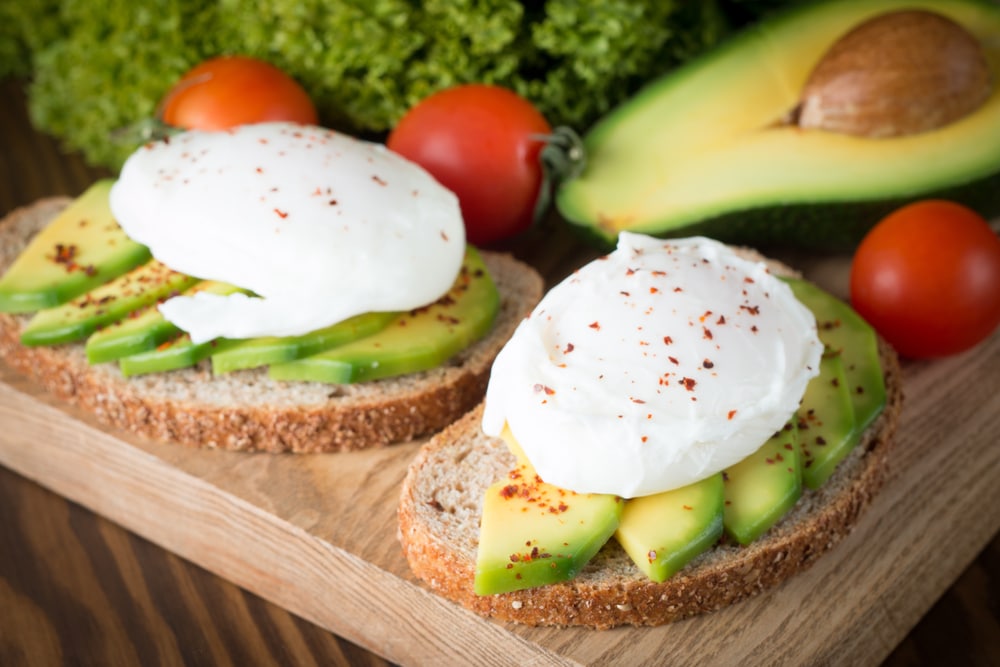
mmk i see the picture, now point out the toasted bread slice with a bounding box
[0,197,543,452]
[398,273,903,629]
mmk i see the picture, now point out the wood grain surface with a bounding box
[1,77,998,666]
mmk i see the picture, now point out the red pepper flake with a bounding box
[668,356,679,365]
[440,230,449,242]
[663,336,673,345]
[681,377,697,391]
[372,175,388,186]
[274,208,289,219]
[649,286,659,294]
[815,436,827,446]
[54,243,77,264]
[716,315,726,325]
[589,321,601,330]
[673,287,683,293]
[740,304,761,315]
[329,199,338,206]
[683,505,693,511]
[744,277,755,284]
[727,409,737,420]
[641,436,648,443]
[255,166,264,174]
[631,397,646,404]
[533,384,555,395]
[703,326,713,340]
[563,343,575,354]
[620,290,630,297]
[703,358,714,369]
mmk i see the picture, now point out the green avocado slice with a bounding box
[797,353,859,490]
[210,311,398,374]
[475,429,624,596]
[556,0,1000,249]
[786,278,886,434]
[723,421,802,545]
[20,260,198,347]
[85,280,243,364]
[0,180,150,312]
[268,247,499,384]
[615,473,725,582]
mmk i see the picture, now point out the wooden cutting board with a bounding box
[0,251,997,667]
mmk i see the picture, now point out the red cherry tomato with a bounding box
[160,55,318,130]
[850,200,1000,358]
[387,84,551,246]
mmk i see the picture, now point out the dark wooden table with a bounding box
[1,77,997,666]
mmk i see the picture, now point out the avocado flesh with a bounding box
[556,0,1000,248]
[615,473,725,582]
[796,353,859,489]
[118,334,237,377]
[268,247,499,384]
[0,180,150,312]
[786,278,886,433]
[211,310,398,374]
[475,427,623,596]
[85,280,242,364]
[722,422,802,545]
[20,260,198,346]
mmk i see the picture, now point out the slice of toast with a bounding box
[398,281,903,630]
[0,197,543,452]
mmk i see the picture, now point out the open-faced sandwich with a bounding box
[399,232,902,628]
[0,122,542,452]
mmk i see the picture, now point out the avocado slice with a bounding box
[210,311,398,374]
[786,278,886,433]
[268,247,499,384]
[85,280,243,364]
[614,473,725,582]
[796,353,859,489]
[475,426,623,595]
[556,0,1000,249]
[723,422,802,545]
[0,180,151,312]
[20,260,198,347]
[118,334,237,377]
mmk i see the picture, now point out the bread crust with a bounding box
[398,284,904,629]
[0,197,543,452]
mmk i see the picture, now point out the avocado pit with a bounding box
[795,9,993,138]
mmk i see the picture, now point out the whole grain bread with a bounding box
[397,262,904,629]
[0,197,543,452]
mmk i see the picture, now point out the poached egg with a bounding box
[482,232,823,498]
[109,122,465,343]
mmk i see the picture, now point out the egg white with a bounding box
[482,233,823,498]
[110,122,465,343]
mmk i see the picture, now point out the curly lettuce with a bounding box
[21,0,730,170]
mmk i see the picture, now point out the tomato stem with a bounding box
[534,126,586,226]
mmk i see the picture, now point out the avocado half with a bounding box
[556,0,1000,249]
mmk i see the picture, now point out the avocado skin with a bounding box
[568,169,1000,251]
